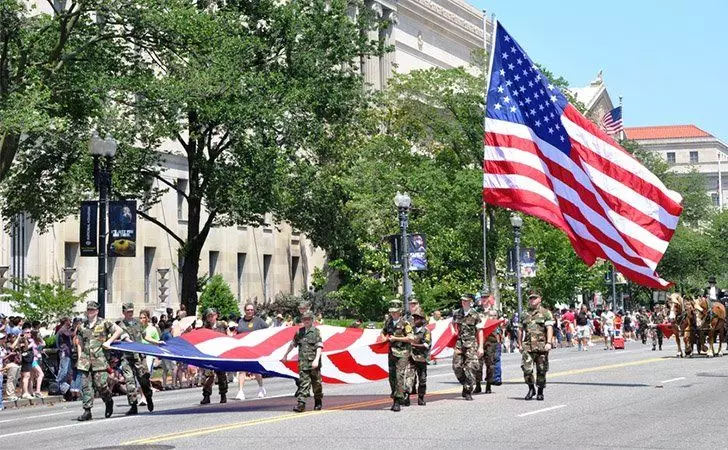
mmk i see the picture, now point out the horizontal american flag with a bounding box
[483,22,682,289]
[601,106,623,135]
[111,319,503,383]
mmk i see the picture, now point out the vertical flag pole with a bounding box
[611,263,618,311]
[482,11,498,303]
[619,96,624,141]
[718,150,723,210]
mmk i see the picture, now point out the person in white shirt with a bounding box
[601,309,615,350]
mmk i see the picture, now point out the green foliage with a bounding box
[4,276,89,323]
[197,275,240,319]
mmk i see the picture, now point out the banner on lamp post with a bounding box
[108,200,137,257]
[80,201,98,257]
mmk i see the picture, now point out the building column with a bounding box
[362,2,383,89]
[379,9,396,89]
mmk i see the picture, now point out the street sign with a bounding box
[386,233,427,271]
[80,201,98,257]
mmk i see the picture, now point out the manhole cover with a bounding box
[87,446,174,450]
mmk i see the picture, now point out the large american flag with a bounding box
[111,319,503,383]
[601,106,623,135]
[483,22,682,289]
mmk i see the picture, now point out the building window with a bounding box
[666,152,676,164]
[209,251,219,277]
[176,178,188,222]
[144,247,156,303]
[291,256,300,294]
[63,242,79,290]
[689,151,699,163]
[237,253,246,301]
[263,254,272,302]
[711,192,720,207]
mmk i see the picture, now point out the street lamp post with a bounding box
[394,191,412,315]
[510,213,523,318]
[89,131,117,318]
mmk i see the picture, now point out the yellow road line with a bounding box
[125,356,667,445]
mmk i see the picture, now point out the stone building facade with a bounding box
[0,0,489,317]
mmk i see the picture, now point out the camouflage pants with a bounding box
[483,342,497,383]
[521,351,549,387]
[80,370,112,410]
[202,369,228,396]
[405,359,427,396]
[651,327,663,349]
[388,353,409,401]
[295,368,322,402]
[452,346,479,389]
[121,355,152,405]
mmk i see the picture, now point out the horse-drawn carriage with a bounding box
[666,293,727,358]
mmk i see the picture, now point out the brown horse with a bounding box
[694,297,726,357]
[667,293,696,358]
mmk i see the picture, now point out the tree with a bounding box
[4,276,90,323]
[2,0,383,315]
[197,274,240,320]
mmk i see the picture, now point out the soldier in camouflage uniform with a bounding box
[482,308,501,394]
[200,308,229,404]
[381,300,414,412]
[283,311,323,412]
[76,301,124,421]
[118,302,155,415]
[519,294,554,401]
[405,306,431,406]
[650,304,666,351]
[636,307,650,344]
[451,294,483,401]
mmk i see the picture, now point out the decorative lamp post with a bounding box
[510,212,523,318]
[89,131,117,318]
[394,191,412,314]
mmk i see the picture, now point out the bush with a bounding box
[4,276,90,323]
[197,275,240,319]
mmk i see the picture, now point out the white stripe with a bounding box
[486,118,671,263]
[0,411,72,424]
[660,377,685,384]
[484,173,559,205]
[562,115,683,205]
[518,404,566,417]
[486,144,662,270]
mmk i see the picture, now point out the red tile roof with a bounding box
[624,125,712,140]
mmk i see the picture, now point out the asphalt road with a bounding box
[1,340,726,449]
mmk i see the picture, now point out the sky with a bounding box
[470,0,728,140]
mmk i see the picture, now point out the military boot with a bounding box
[525,384,536,400]
[473,382,482,394]
[77,409,92,421]
[293,401,306,413]
[200,394,211,405]
[144,390,154,412]
[402,395,410,407]
[485,382,492,394]
[314,398,322,411]
[104,399,114,418]
[417,394,426,406]
[461,386,468,398]
[536,386,544,401]
[464,387,473,401]
[391,400,401,412]
[125,402,138,416]
[220,393,227,404]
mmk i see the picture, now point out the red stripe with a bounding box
[219,327,298,359]
[181,328,225,345]
[486,132,666,265]
[564,105,682,215]
[327,350,389,381]
[320,327,364,352]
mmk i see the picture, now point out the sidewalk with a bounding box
[2,395,65,410]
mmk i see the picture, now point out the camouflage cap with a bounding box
[460,293,475,302]
[204,308,218,317]
[411,306,425,318]
[388,299,403,313]
[298,302,310,309]
[86,301,99,310]
[409,296,419,305]
[301,311,314,320]
[122,302,135,312]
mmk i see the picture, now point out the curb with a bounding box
[2,395,65,410]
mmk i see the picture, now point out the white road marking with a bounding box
[660,377,685,384]
[0,411,72,424]
[518,404,566,417]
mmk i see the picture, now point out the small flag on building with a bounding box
[601,106,623,135]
